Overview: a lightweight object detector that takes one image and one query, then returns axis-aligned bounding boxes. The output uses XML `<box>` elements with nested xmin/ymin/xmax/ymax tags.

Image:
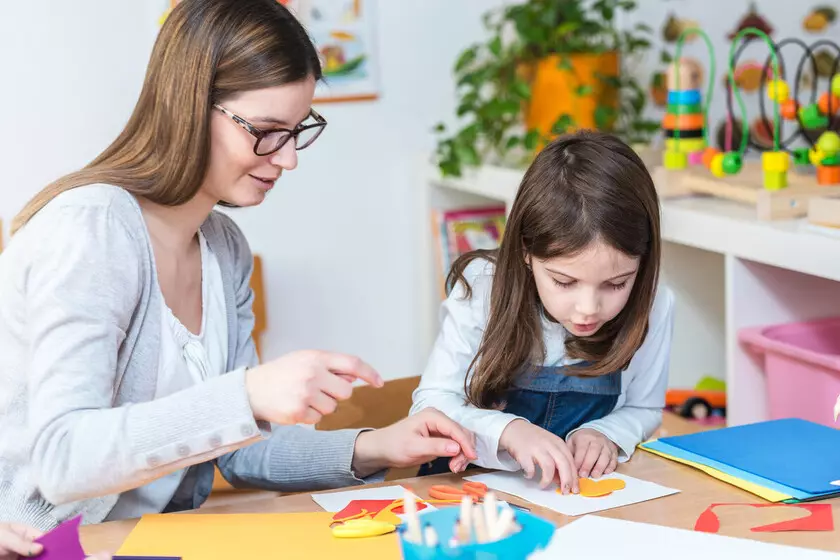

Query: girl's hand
<box><xmin>351</xmin><ymin>408</ymin><xmax>477</xmax><ymax>477</ymax></box>
<box><xmin>499</xmin><ymin>419</ymin><xmax>579</xmax><ymax>493</ymax></box>
<box><xmin>0</xmin><ymin>523</ymin><xmax>42</xmax><ymax>559</ymax></box>
<box><xmin>245</xmin><ymin>350</ymin><xmax>384</xmax><ymax>425</ymax></box>
<box><xmin>567</xmin><ymin>428</ymin><xmax>619</xmax><ymax>479</ymax></box>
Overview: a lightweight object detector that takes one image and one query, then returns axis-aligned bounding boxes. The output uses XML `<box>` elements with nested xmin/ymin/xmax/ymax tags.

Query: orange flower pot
<box><xmin>817</xmin><ymin>165</ymin><xmax>840</xmax><ymax>185</ymax></box>
<box><xmin>523</xmin><ymin>52</ymin><xmax>620</xmax><ymax>143</ymax></box>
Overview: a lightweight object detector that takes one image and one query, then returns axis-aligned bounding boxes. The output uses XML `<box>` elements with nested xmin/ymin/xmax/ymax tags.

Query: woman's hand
<box><xmin>567</xmin><ymin>428</ymin><xmax>619</xmax><ymax>479</ymax></box>
<box><xmin>351</xmin><ymin>408</ymin><xmax>477</xmax><ymax>477</ymax></box>
<box><xmin>245</xmin><ymin>350</ymin><xmax>383</xmax><ymax>425</ymax></box>
<box><xmin>499</xmin><ymin>419</ymin><xmax>579</xmax><ymax>493</ymax></box>
<box><xmin>0</xmin><ymin>523</ymin><xmax>42</xmax><ymax>559</ymax></box>
<box><xmin>0</xmin><ymin>523</ymin><xmax>112</xmax><ymax>560</ymax></box>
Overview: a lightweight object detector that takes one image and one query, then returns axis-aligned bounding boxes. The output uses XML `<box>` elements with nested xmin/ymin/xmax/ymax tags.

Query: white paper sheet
<box><xmin>464</xmin><ymin>471</ymin><xmax>678</xmax><ymax>516</ymax></box>
<box><xmin>527</xmin><ymin>515</ymin><xmax>840</xmax><ymax>559</ymax></box>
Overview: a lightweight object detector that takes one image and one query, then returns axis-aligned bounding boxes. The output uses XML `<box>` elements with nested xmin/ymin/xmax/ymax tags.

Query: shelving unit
<box><xmin>415</xmin><ymin>158</ymin><xmax>840</xmax><ymax>427</ymax></box>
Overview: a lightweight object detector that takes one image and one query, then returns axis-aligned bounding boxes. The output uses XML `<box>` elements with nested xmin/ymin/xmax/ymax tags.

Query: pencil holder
<box><xmin>397</xmin><ymin>504</ymin><xmax>555</xmax><ymax>560</ymax></box>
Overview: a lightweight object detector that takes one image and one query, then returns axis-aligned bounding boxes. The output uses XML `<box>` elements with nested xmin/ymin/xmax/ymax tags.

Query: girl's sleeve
<box><xmin>566</xmin><ymin>287</ymin><xmax>675</xmax><ymax>460</ymax></box>
<box><xmin>26</xmin><ymin>202</ymin><xmax>265</xmax><ymax>506</ymax></box>
<box><xmin>410</xmin><ymin>261</ymin><xmax>523</xmax><ymax>471</ymax></box>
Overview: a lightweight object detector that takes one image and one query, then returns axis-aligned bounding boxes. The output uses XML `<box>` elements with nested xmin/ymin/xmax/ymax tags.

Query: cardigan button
<box><xmin>241</xmin><ymin>424</ymin><xmax>255</xmax><ymax>437</ymax></box>
<box><xmin>209</xmin><ymin>435</ymin><xmax>222</xmax><ymax>448</ymax></box>
<box><xmin>177</xmin><ymin>444</ymin><xmax>190</xmax><ymax>457</ymax></box>
<box><xmin>147</xmin><ymin>455</ymin><xmax>161</xmax><ymax>467</ymax></box>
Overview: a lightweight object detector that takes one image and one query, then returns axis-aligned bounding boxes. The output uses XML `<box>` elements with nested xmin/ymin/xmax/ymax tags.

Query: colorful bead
<box><xmin>816</xmin><ymin>131</ymin><xmax>840</xmax><ymax>156</ymax></box>
<box><xmin>833</xmin><ymin>74</ymin><xmax>840</xmax><ymax>97</ymax></box>
<box><xmin>817</xmin><ymin>164</ymin><xmax>840</xmax><ymax>186</ymax></box>
<box><xmin>766</xmin><ymin>80</ymin><xmax>790</xmax><ymax>103</ymax></box>
<box><xmin>822</xmin><ymin>153</ymin><xmax>840</xmax><ymax>166</ymax></box>
<box><xmin>710</xmin><ymin>153</ymin><xmax>726</xmax><ymax>177</ymax></box>
<box><xmin>664</xmin><ymin>150</ymin><xmax>688</xmax><ymax>170</ymax></box>
<box><xmin>763</xmin><ymin>171</ymin><xmax>788</xmax><ymax>191</ymax></box>
<box><xmin>722</xmin><ymin>152</ymin><xmax>743</xmax><ymax>175</ymax></box>
<box><xmin>818</xmin><ymin>92</ymin><xmax>840</xmax><ymax>115</ymax></box>
<box><xmin>667</xmin><ymin>90</ymin><xmax>702</xmax><ymax>105</ymax></box>
<box><xmin>800</xmin><ymin>104</ymin><xmax>829</xmax><ymax>129</ymax></box>
<box><xmin>810</xmin><ymin>146</ymin><xmax>827</xmax><ymax>166</ymax></box>
<box><xmin>688</xmin><ymin>151</ymin><xmax>704</xmax><ymax>165</ymax></box>
<box><xmin>702</xmin><ymin>147</ymin><xmax>721</xmax><ymax>168</ymax></box>
<box><xmin>793</xmin><ymin>147</ymin><xmax>811</xmax><ymax>166</ymax></box>
<box><xmin>762</xmin><ymin>151</ymin><xmax>790</xmax><ymax>173</ymax></box>
<box><xmin>780</xmin><ymin>99</ymin><xmax>799</xmax><ymax>120</ymax></box>
<box><xmin>667</xmin><ymin>102</ymin><xmax>704</xmax><ymax>115</ymax></box>
<box><xmin>665</xmin><ymin>138</ymin><xmax>706</xmax><ymax>153</ymax></box>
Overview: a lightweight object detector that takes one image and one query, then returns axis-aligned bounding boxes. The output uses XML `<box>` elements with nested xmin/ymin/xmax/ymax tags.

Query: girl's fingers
<box><xmin>548</xmin><ymin>443</ymin><xmax>577</xmax><ymax>494</ymax></box>
<box><xmin>591</xmin><ymin>447</ymin><xmax>613</xmax><ymax>479</ymax></box>
<box><xmin>578</xmin><ymin>442</ymin><xmax>601</xmax><ymax>478</ymax></box>
<box><xmin>0</xmin><ymin>530</ymin><xmax>42</xmax><ymax>557</ymax></box>
<box><xmin>533</xmin><ymin>450</ymin><xmax>557</xmax><ymax>489</ymax></box>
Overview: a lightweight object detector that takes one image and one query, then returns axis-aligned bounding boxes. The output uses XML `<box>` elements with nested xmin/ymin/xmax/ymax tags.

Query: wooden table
<box><xmin>80</xmin><ymin>414</ymin><xmax>840</xmax><ymax>554</ymax></box>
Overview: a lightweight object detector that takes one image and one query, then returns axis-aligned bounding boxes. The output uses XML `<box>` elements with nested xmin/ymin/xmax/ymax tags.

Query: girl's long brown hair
<box><xmin>449</xmin><ymin>131</ymin><xmax>661</xmax><ymax>409</ymax></box>
<box><xmin>12</xmin><ymin>0</ymin><xmax>321</xmax><ymax>234</ymax></box>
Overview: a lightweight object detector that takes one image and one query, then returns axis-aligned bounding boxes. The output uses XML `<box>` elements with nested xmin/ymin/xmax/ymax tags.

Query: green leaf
<box><xmin>433</xmin><ymin>122</ymin><xmax>446</xmax><ymax>133</ymax></box>
<box><xmin>505</xmin><ymin>136</ymin><xmax>520</xmax><ymax>149</ymax></box>
<box><xmin>557</xmin><ymin>56</ymin><xmax>574</xmax><ymax>71</ymax></box>
<box><xmin>575</xmin><ymin>85</ymin><xmax>594</xmax><ymax>96</ymax></box>
<box><xmin>489</xmin><ymin>36</ymin><xmax>502</xmax><ymax>57</ymax></box>
<box><xmin>551</xmin><ymin>114</ymin><xmax>575</xmax><ymax>134</ymax></box>
<box><xmin>512</xmin><ymin>79</ymin><xmax>531</xmax><ymax>99</ymax></box>
<box><xmin>454</xmin><ymin>46</ymin><xmax>478</xmax><ymax>73</ymax></box>
<box><xmin>660</xmin><ymin>50</ymin><xmax>673</xmax><ymax>64</ymax></box>
<box><xmin>524</xmin><ymin>130</ymin><xmax>540</xmax><ymax>151</ymax></box>
<box><xmin>556</xmin><ymin>21</ymin><xmax>581</xmax><ymax>36</ymax></box>
<box><xmin>454</xmin><ymin>141</ymin><xmax>480</xmax><ymax>166</ymax></box>
<box><xmin>594</xmin><ymin>106</ymin><xmax>617</xmax><ymax>129</ymax></box>
<box><xmin>635</xmin><ymin>22</ymin><xmax>652</xmax><ymax>33</ymax></box>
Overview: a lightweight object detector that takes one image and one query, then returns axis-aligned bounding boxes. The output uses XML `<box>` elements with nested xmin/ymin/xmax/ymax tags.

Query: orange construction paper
<box><xmin>694</xmin><ymin>503</ymin><xmax>834</xmax><ymax>533</ymax></box>
<box><xmin>116</xmin><ymin>512</ymin><xmax>400</xmax><ymax>560</ymax></box>
<box><xmin>332</xmin><ymin>499</ymin><xmax>429</xmax><ymax>525</ymax></box>
<box><xmin>576</xmin><ymin>478</ymin><xmax>627</xmax><ymax>498</ymax></box>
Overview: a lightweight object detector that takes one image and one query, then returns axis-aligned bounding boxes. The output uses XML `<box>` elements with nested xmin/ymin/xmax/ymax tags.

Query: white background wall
<box><xmin>0</xmin><ymin>0</ymin><xmax>507</xmax><ymax>381</ymax></box>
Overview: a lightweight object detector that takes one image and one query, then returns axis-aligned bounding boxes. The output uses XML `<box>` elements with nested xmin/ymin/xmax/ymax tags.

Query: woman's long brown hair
<box><xmin>12</xmin><ymin>0</ymin><xmax>321</xmax><ymax>234</ymax></box>
<box><xmin>448</xmin><ymin>131</ymin><xmax>661</xmax><ymax>409</ymax></box>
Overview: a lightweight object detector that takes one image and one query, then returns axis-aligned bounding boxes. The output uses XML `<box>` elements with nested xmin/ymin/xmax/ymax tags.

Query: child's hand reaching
<box><xmin>0</xmin><ymin>522</ymin><xmax>111</xmax><ymax>560</ymax></box>
<box><xmin>567</xmin><ymin>428</ymin><xmax>619</xmax><ymax>479</ymax></box>
<box><xmin>499</xmin><ymin>419</ymin><xmax>579</xmax><ymax>494</ymax></box>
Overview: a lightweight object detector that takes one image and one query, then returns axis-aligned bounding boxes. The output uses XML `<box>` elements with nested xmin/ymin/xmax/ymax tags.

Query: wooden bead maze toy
<box><xmin>656</xmin><ymin>29</ymin><xmax>840</xmax><ymax>220</ymax></box>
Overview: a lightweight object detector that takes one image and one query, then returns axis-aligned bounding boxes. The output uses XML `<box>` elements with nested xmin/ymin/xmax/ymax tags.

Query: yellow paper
<box><xmin>117</xmin><ymin>512</ymin><xmax>401</xmax><ymax>560</ymax></box>
<box><xmin>639</xmin><ymin>445</ymin><xmax>791</xmax><ymax>502</ymax></box>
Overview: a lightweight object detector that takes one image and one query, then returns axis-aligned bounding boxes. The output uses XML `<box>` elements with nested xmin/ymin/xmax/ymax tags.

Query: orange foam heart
<box><xmin>576</xmin><ymin>477</ymin><xmax>626</xmax><ymax>497</ymax></box>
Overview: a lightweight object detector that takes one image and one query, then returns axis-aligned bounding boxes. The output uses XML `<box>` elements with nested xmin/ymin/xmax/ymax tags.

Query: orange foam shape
<box><xmin>576</xmin><ymin>477</ymin><xmax>627</xmax><ymax>497</ymax></box>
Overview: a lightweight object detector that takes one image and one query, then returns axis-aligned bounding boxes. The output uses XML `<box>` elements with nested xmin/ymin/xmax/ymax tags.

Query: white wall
<box><xmin>0</xmin><ymin>1</ymin><xmax>508</xmax><ymax>381</ymax></box>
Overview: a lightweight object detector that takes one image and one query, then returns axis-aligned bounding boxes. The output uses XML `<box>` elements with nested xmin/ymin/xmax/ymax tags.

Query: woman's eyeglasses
<box><xmin>213</xmin><ymin>104</ymin><xmax>327</xmax><ymax>156</ymax></box>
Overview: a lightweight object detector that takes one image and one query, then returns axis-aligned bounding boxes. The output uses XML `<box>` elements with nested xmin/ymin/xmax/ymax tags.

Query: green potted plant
<box><xmin>434</xmin><ymin>0</ymin><xmax>658</xmax><ymax>177</ymax></box>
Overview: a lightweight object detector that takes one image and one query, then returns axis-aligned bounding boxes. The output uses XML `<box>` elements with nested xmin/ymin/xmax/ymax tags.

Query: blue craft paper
<box><xmin>641</xmin><ymin>439</ymin><xmax>811</xmax><ymax>500</ymax></box>
<box><xmin>659</xmin><ymin>418</ymin><xmax>840</xmax><ymax>495</ymax></box>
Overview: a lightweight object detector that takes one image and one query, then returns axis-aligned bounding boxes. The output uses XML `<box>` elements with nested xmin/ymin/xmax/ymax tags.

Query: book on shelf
<box><xmin>432</xmin><ymin>206</ymin><xmax>506</xmax><ymax>299</ymax></box>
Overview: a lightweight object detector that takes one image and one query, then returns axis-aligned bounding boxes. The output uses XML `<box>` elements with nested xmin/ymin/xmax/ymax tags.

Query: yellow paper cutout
<box><xmin>117</xmin><ymin>512</ymin><xmax>400</xmax><ymax>560</ymax></box>
<box><xmin>577</xmin><ymin>477</ymin><xmax>627</xmax><ymax>497</ymax></box>
<box><xmin>640</xmin><ymin>445</ymin><xmax>791</xmax><ymax>502</ymax></box>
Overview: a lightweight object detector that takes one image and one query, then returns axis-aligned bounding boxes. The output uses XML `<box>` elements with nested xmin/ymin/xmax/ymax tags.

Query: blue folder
<box><xmin>659</xmin><ymin>418</ymin><xmax>840</xmax><ymax>495</ymax></box>
<box><xmin>641</xmin><ymin>439</ymin><xmax>813</xmax><ymax>500</ymax></box>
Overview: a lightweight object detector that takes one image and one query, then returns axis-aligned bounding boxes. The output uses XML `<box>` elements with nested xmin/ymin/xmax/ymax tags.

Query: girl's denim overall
<box><xmin>417</xmin><ymin>363</ymin><xmax>621</xmax><ymax>476</ymax></box>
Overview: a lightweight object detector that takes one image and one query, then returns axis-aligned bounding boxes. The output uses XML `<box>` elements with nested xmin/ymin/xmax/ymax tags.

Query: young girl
<box><xmin>0</xmin><ymin>0</ymin><xmax>474</xmax><ymax>530</ymax></box>
<box><xmin>412</xmin><ymin>131</ymin><xmax>674</xmax><ymax>494</ymax></box>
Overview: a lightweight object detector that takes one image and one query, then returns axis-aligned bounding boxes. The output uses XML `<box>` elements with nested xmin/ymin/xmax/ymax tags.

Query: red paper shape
<box><xmin>332</xmin><ymin>499</ymin><xmax>428</xmax><ymax>521</ymax></box>
<box><xmin>32</xmin><ymin>515</ymin><xmax>86</xmax><ymax>560</ymax></box>
<box><xmin>694</xmin><ymin>503</ymin><xmax>834</xmax><ymax>533</ymax></box>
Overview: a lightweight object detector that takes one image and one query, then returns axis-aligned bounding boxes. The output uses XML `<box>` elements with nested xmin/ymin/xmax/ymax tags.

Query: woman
<box><xmin>0</xmin><ymin>0</ymin><xmax>474</xmax><ymax>530</ymax></box>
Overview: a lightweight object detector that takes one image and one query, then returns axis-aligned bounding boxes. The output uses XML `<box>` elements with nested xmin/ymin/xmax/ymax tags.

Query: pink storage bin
<box><xmin>739</xmin><ymin>316</ymin><xmax>840</xmax><ymax>428</ymax></box>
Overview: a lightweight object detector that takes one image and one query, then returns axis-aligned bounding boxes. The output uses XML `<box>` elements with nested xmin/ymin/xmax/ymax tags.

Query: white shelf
<box><xmin>428</xmin><ymin>162</ymin><xmax>840</xmax><ymax>282</ymax></box>
<box><xmin>418</xmin><ymin>160</ymin><xmax>840</xmax><ymax>427</ymax></box>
